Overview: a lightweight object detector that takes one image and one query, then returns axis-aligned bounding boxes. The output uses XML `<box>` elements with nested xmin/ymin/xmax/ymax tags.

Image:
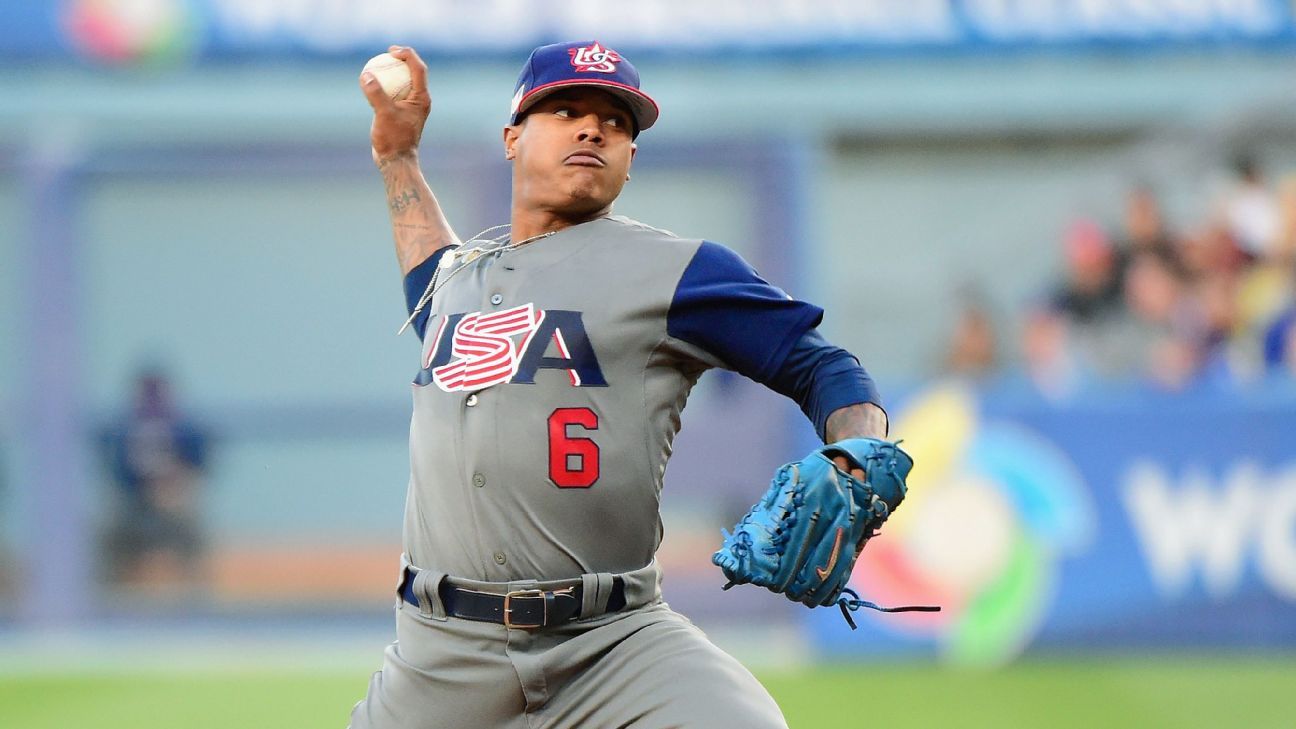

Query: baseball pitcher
<box><xmin>351</xmin><ymin>40</ymin><xmax>923</xmax><ymax>729</ymax></box>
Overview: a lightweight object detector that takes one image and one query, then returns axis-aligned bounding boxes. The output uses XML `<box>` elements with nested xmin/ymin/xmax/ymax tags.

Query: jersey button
<box><xmin>465</xmin><ymin>394</ymin><xmax>478</xmax><ymax>407</ymax></box>
<box><xmin>472</xmin><ymin>473</ymin><xmax>486</xmax><ymax>488</ymax></box>
<box><xmin>490</xmin><ymin>293</ymin><xmax>503</xmax><ymax>305</ymax></box>
<box><xmin>493</xmin><ymin>552</ymin><xmax>507</xmax><ymax>565</ymax></box>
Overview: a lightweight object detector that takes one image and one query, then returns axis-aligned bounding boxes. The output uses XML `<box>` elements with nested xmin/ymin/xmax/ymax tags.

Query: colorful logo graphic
<box><xmin>60</xmin><ymin>0</ymin><xmax>198</xmax><ymax>65</ymax></box>
<box><xmin>416</xmin><ymin>307</ymin><xmax>607</xmax><ymax>391</ymax></box>
<box><xmin>848</xmin><ymin>384</ymin><xmax>1093</xmax><ymax>665</ymax></box>
<box><xmin>568</xmin><ymin>42</ymin><xmax>622</xmax><ymax>73</ymax></box>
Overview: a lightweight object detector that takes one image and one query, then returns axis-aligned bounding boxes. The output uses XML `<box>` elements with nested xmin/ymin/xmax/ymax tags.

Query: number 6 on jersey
<box><xmin>548</xmin><ymin>407</ymin><xmax>600</xmax><ymax>488</ymax></box>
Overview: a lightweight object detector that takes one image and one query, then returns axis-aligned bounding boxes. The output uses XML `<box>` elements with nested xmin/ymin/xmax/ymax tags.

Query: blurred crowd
<box><xmin>946</xmin><ymin>155</ymin><xmax>1296</xmax><ymax>398</ymax></box>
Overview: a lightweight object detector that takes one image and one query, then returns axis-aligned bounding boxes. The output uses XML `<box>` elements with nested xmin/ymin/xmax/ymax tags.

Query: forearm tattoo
<box><xmin>389</xmin><ymin>187</ymin><xmax>422</xmax><ymax>213</ymax></box>
<box><xmin>378</xmin><ymin>154</ymin><xmax>459</xmax><ymax>273</ymax></box>
<box><xmin>825</xmin><ymin>403</ymin><xmax>889</xmax><ymax>442</ymax></box>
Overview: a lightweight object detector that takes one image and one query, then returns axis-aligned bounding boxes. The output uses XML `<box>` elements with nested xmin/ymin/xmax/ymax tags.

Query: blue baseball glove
<box><xmin>712</xmin><ymin>438</ymin><xmax>938</xmax><ymax>628</ymax></box>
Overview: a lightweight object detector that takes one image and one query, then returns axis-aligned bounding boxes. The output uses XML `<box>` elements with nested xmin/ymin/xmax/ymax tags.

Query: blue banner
<box><xmin>4</xmin><ymin>0</ymin><xmax>1296</xmax><ymax>64</ymax></box>
<box><xmin>807</xmin><ymin>382</ymin><xmax>1296</xmax><ymax>664</ymax></box>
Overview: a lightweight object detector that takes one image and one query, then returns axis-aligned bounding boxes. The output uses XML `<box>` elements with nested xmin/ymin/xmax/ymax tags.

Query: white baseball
<box><xmin>363</xmin><ymin>52</ymin><xmax>412</xmax><ymax>101</ymax></box>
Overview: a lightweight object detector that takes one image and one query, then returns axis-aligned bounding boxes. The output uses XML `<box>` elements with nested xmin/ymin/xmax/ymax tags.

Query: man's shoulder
<box><xmin>598</xmin><ymin>215</ymin><xmax>700</xmax><ymax>248</ymax></box>
<box><xmin>602</xmin><ymin>215</ymin><xmax>678</xmax><ymax>239</ymax></box>
<box><xmin>599</xmin><ymin>218</ymin><xmax>750</xmax><ymax>263</ymax></box>
<box><xmin>573</xmin><ymin>216</ymin><xmax>705</xmax><ymax>272</ymax></box>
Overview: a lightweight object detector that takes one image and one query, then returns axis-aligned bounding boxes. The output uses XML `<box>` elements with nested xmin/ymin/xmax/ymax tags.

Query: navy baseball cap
<box><xmin>509</xmin><ymin>41</ymin><xmax>659</xmax><ymax>135</ymax></box>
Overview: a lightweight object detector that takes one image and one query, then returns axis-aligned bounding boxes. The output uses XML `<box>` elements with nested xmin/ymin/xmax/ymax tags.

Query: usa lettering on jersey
<box><xmin>568</xmin><ymin>42</ymin><xmax>621</xmax><ymax>73</ymax></box>
<box><xmin>416</xmin><ymin>304</ymin><xmax>608</xmax><ymax>392</ymax></box>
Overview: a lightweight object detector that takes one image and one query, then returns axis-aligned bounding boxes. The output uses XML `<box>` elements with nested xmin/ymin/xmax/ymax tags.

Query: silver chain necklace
<box><xmin>397</xmin><ymin>225</ymin><xmax>556</xmax><ymax>335</ymax></box>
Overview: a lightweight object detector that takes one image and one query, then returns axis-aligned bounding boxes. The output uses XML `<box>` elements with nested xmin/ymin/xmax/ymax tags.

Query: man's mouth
<box><xmin>564</xmin><ymin>150</ymin><xmax>606</xmax><ymax>167</ymax></box>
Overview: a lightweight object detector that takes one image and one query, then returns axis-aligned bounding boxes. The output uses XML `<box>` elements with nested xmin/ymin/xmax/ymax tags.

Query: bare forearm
<box><xmin>377</xmin><ymin>152</ymin><xmax>460</xmax><ymax>275</ymax></box>
<box><xmin>825</xmin><ymin>402</ymin><xmax>889</xmax><ymax>442</ymax></box>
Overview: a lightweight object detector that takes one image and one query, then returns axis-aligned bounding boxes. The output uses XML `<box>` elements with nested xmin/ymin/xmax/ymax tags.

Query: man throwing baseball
<box><xmin>352</xmin><ymin>40</ymin><xmax>904</xmax><ymax>729</ymax></box>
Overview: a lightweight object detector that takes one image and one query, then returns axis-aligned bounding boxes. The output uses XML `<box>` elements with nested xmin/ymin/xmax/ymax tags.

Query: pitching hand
<box><xmin>830</xmin><ymin>454</ymin><xmax>871</xmax><ymax>558</ymax></box>
<box><xmin>360</xmin><ymin>45</ymin><xmax>431</xmax><ymax>164</ymax></box>
<box><xmin>830</xmin><ymin>456</ymin><xmax>865</xmax><ymax>482</ymax></box>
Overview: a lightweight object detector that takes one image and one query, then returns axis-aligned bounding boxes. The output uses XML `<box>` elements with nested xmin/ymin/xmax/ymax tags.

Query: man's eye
<box><xmin>554</xmin><ymin>107</ymin><xmax>572</xmax><ymax>117</ymax></box>
<box><xmin>605</xmin><ymin>116</ymin><xmax>623</xmax><ymax>127</ymax></box>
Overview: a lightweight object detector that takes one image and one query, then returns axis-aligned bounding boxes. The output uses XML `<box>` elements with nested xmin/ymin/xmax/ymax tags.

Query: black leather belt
<box><xmin>400</xmin><ymin>568</ymin><xmax>626</xmax><ymax>629</ymax></box>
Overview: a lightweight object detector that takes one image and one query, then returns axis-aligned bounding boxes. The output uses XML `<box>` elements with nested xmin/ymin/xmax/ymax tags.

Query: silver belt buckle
<box><xmin>503</xmin><ymin>589</ymin><xmax>546</xmax><ymax>629</ymax></box>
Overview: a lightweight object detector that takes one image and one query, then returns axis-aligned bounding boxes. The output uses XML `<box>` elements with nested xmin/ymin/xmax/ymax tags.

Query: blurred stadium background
<box><xmin>2</xmin><ymin>1</ymin><xmax>1296</xmax><ymax>727</ymax></box>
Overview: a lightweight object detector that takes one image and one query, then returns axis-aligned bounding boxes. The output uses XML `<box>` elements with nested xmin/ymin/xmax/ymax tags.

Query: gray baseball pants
<box><xmin>349</xmin><ymin>562</ymin><xmax>787</xmax><ymax>729</ymax></box>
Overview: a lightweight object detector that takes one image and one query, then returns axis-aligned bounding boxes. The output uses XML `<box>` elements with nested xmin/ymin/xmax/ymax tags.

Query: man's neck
<box><xmin>510</xmin><ymin>205</ymin><xmax>612</xmax><ymax>243</ymax></box>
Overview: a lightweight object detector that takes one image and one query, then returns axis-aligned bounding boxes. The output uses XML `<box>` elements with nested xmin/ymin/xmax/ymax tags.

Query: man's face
<box><xmin>504</xmin><ymin>88</ymin><xmax>637</xmax><ymax>218</ymax></box>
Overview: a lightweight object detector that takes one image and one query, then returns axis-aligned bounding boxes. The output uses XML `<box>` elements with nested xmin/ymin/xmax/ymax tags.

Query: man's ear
<box><xmin>626</xmin><ymin>142</ymin><xmax>637</xmax><ymax>180</ymax></box>
<box><xmin>503</xmin><ymin>125</ymin><xmax>520</xmax><ymax>161</ymax></box>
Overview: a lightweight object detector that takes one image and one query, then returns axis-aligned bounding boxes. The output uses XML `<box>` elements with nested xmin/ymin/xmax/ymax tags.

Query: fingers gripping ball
<box><xmin>363</xmin><ymin>52</ymin><xmax>413</xmax><ymax>101</ymax></box>
<box><xmin>713</xmin><ymin>438</ymin><xmax>937</xmax><ymax>627</ymax></box>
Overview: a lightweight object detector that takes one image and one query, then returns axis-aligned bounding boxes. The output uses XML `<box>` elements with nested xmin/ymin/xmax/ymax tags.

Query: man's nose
<box><xmin>575</xmin><ymin>114</ymin><xmax>604</xmax><ymax>144</ymax></box>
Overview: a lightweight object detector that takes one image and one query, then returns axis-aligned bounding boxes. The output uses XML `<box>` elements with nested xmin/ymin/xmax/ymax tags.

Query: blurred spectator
<box><xmin>944</xmin><ymin>287</ymin><xmax>999</xmax><ymax>378</ymax></box>
<box><xmin>1222</xmin><ymin>153</ymin><xmax>1279</xmax><ymax>261</ymax></box>
<box><xmin>1050</xmin><ymin>218</ymin><xmax>1122</xmax><ymax>325</ymax></box>
<box><xmin>1108</xmin><ymin>186</ymin><xmax>1180</xmax><ymax>316</ymax></box>
<box><xmin>1042</xmin><ymin>218</ymin><xmax>1136</xmax><ymax>378</ymax></box>
<box><xmin>100</xmin><ymin>368</ymin><xmax>211</xmax><ymax>590</ymax></box>
<box><xmin>1020</xmin><ymin>306</ymin><xmax>1087</xmax><ymax>402</ymax></box>
<box><xmin>1177</xmin><ymin>220</ymin><xmax>1246</xmax><ymax>284</ymax></box>
<box><xmin>1118</xmin><ymin>185</ymin><xmax>1175</xmax><ymax>257</ymax></box>
<box><xmin>1189</xmin><ymin>273</ymin><xmax>1242</xmax><ymax>379</ymax></box>
<box><xmin>1122</xmin><ymin>249</ymin><xmax>1202</xmax><ymax>389</ymax></box>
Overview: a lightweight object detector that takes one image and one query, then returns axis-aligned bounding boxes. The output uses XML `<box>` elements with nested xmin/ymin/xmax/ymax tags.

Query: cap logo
<box><xmin>568</xmin><ymin>42</ymin><xmax>621</xmax><ymax>74</ymax></box>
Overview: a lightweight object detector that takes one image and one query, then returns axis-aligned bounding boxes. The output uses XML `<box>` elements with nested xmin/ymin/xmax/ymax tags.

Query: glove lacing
<box><xmin>829</xmin><ymin>448</ymin><xmax>941</xmax><ymax>628</ymax></box>
<box><xmin>719</xmin><ymin>466</ymin><xmax>803</xmax><ymax>591</ymax></box>
<box><xmin>835</xmin><ymin>588</ymin><xmax>942</xmax><ymax>629</ymax></box>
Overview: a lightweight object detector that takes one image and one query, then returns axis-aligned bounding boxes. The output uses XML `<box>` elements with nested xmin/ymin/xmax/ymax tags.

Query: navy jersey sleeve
<box><xmin>667</xmin><ymin>241</ymin><xmax>823</xmax><ymax>382</ymax></box>
<box><xmin>767</xmin><ymin>329</ymin><xmax>884</xmax><ymax>441</ymax></box>
<box><xmin>402</xmin><ymin>247</ymin><xmax>455</xmax><ymax>339</ymax></box>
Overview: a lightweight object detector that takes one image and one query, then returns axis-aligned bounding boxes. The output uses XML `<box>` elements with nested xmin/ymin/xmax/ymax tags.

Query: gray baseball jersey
<box><xmin>352</xmin><ymin>215</ymin><xmax>819</xmax><ymax>729</ymax></box>
<box><xmin>401</xmin><ymin>215</ymin><xmax>822</xmax><ymax>584</ymax></box>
